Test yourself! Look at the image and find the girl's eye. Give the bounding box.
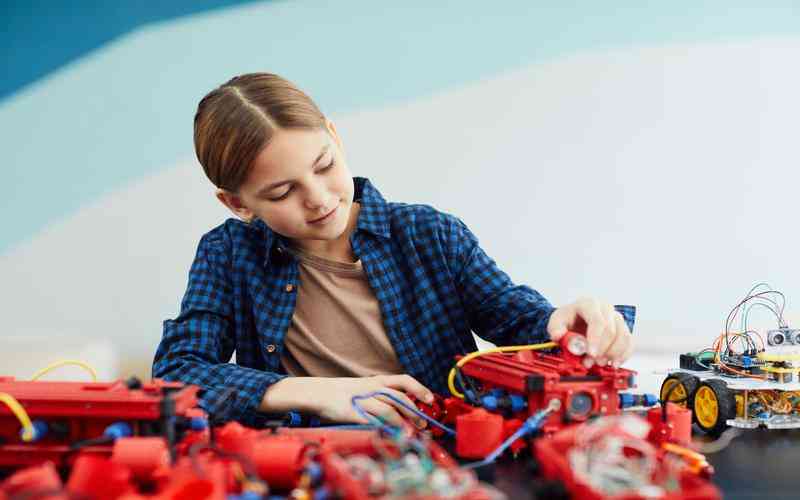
[267,159,334,202]
[269,186,292,201]
[320,158,335,171]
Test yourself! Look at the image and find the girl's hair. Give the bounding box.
[194,73,327,192]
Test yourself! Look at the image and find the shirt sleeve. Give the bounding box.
[441,214,556,346]
[152,232,287,426]
[614,304,637,333]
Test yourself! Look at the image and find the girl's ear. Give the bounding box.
[216,189,255,222]
[326,120,344,152]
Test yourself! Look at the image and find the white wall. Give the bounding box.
[2,34,799,380]
[338,37,800,353]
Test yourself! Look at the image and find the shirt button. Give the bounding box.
[285,283,294,292]
[266,344,276,353]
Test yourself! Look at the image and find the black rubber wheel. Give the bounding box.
[693,379,736,436]
[660,372,700,421]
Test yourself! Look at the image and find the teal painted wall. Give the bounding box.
[2,1,799,254]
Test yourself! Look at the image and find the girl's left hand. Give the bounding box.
[547,297,633,368]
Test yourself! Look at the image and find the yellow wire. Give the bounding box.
[0,392,35,442]
[447,342,557,399]
[31,360,98,382]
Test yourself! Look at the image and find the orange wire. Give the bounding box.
[713,333,767,380]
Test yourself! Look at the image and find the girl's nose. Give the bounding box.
[304,182,329,210]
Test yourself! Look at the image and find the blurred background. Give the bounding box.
[1,1,799,394]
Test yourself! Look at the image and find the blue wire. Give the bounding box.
[350,393,397,434]
[464,426,529,469]
[462,407,552,469]
[319,424,378,430]
[350,391,456,436]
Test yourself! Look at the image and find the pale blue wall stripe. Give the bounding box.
[2,1,799,254]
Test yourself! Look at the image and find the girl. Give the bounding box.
[153,73,634,428]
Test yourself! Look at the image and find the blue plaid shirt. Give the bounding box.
[153,177,634,426]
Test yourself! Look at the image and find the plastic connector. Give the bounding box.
[285,411,302,427]
[619,393,659,409]
[481,395,500,411]
[226,492,262,500]
[20,420,48,442]
[481,392,527,413]
[509,394,527,413]
[189,416,208,431]
[285,411,321,427]
[522,406,553,433]
[305,461,324,487]
[313,486,332,500]
[619,393,635,408]
[103,422,133,440]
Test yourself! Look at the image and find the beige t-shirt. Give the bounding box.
[280,245,405,377]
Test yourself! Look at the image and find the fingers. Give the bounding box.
[375,388,428,428]
[546,309,569,341]
[555,299,632,367]
[599,313,629,366]
[380,374,434,404]
[592,306,618,365]
[579,300,614,361]
[359,398,405,427]
[621,336,634,363]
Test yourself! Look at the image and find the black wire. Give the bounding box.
[56,435,114,471]
[743,283,786,320]
[742,302,784,333]
[729,290,786,333]
[744,330,764,352]
[725,290,787,352]
[68,435,114,451]
[454,366,482,404]
[161,391,177,464]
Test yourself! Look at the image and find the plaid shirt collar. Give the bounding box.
[252,176,390,265]
[352,177,392,240]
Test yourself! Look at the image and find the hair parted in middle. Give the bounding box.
[193,73,327,193]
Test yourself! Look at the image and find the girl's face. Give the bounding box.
[218,122,356,250]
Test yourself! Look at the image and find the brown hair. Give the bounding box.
[193,73,327,192]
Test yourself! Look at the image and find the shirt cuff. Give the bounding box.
[614,304,637,333]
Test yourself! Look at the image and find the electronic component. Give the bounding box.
[533,413,720,500]
[0,376,203,469]
[444,332,648,440]
[662,284,800,434]
[680,352,715,371]
[767,328,800,346]
[0,375,503,499]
